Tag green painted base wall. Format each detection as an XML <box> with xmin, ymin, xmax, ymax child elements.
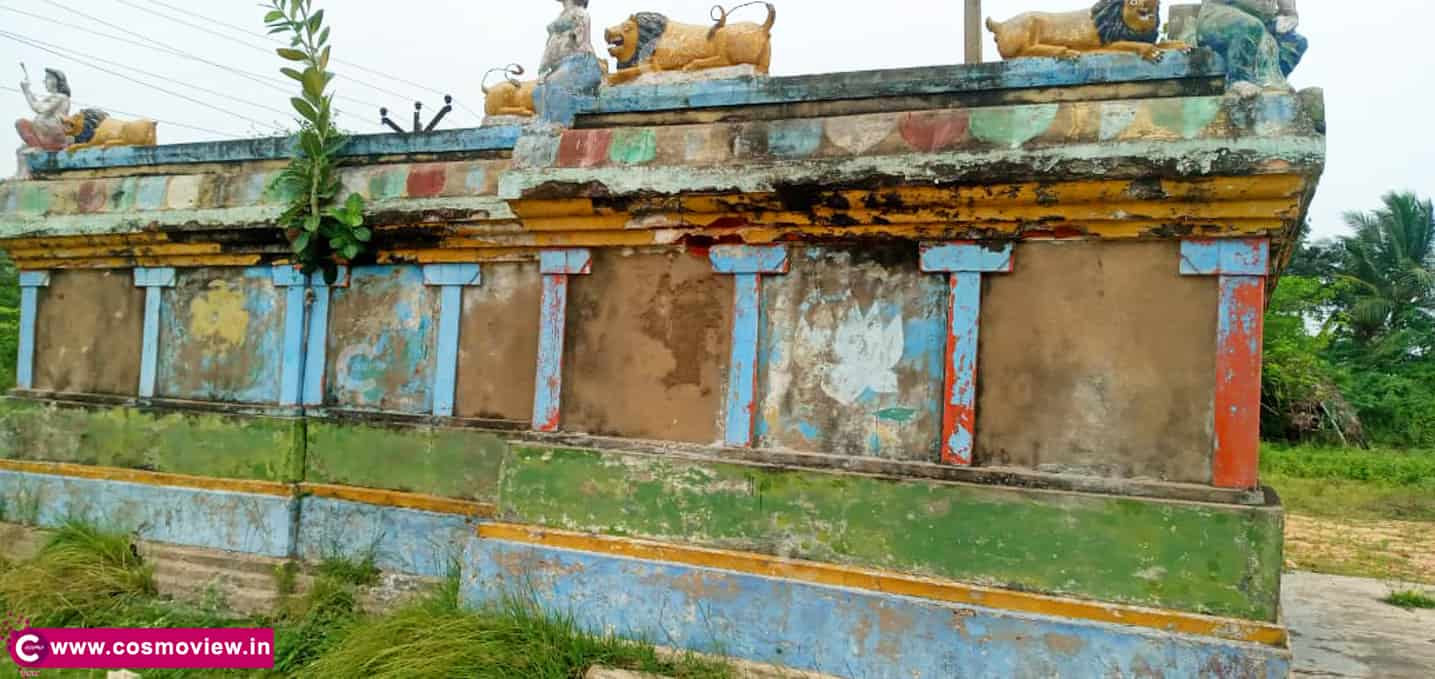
<box><xmin>0</xmin><ymin>400</ymin><xmax>1284</xmax><ymax>621</ymax></box>
<box><xmin>305</xmin><ymin>421</ymin><xmax>506</xmax><ymax>503</ymax></box>
<box><xmin>0</xmin><ymin>400</ymin><xmax>301</xmax><ymax>482</ymax></box>
<box><xmin>498</xmin><ymin>445</ymin><xmax>1285</xmax><ymax>621</ymax></box>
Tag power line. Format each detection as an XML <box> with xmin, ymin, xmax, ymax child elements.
<box><xmin>134</xmin><ymin>0</ymin><xmax>486</xmax><ymax>123</ymax></box>
<box><xmin>144</xmin><ymin>0</ymin><xmax>448</xmax><ymax>97</ymax></box>
<box><xmin>13</xmin><ymin>0</ymin><xmax>388</xmax><ymax>116</ymax></box>
<box><xmin>1</xmin><ymin>84</ymin><xmax>241</xmax><ymax>137</ymax></box>
<box><xmin>1</xmin><ymin>29</ymin><xmax>292</xmax><ymax>127</ymax></box>
<box><xmin>0</xmin><ymin>29</ymin><xmax>286</xmax><ymax>133</ymax></box>
<box><xmin>109</xmin><ymin>0</ymin><xmax>423</xmax><ymax>105</ymax></box>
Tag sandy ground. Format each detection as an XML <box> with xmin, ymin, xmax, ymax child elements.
<box><xmin>1285</xmin><ymin>514</ymin><xmax>1435</xmax><ymax>584</ymax></box>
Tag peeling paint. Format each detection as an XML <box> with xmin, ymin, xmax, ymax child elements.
<box><xmin>465</xmin><ymin>538</ymin><xmax>1290</xmax><ymax>678</ymax></box>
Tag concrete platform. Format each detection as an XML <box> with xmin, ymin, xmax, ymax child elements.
<box><xmin>1282</xmin><ymin>571</ymin><xmax>1435</xmax><ymax>678</ymax></box>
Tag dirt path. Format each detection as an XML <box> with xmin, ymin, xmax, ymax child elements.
<box><xmin>1285</xmin><ymin>514</ymin><xmax>1435</xmax><ymax>584</ymax></box>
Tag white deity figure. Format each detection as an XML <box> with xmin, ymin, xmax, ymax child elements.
<box><xmin>15</xmin><ymin>66</ymin><xmax>72</xmax><ymax>152</ymax></box>
<box><xmin>539</xmin><ymin>0</ymin><xmax>597</xmax><ymax>77</ymax></box>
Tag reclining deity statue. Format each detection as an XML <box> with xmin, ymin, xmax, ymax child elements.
<box><xmin>15</xmin><ymin>66</ymin><xmax>72</xmax><ymax>152</ymax></box>
<box><xmin>1196</xmin><ymin>0</ymin><xmax>1306</xmax><ymax>94</ymax></box>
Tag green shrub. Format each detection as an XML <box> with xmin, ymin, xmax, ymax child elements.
<box><xmin>1382</xmin><ymin>590</ymin><xmax>1435</xmax><ymax>610</ymax></box>
<box><xmin>1261</xmin><ymin>444</ymin><xmax>1435</xmax><ymax>486</ymax></box>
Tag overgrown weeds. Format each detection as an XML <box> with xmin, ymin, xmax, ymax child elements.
<box><xmin>0</xmin><ymin>520</ymin><xmax>155</xmax><ymax>628</ymax></box>
<box><xmin>1382</xmin><ymin>589</ymin><xmax>1435</xmax><ymax>609</ymax></box>
<box><xmin>0</xmin><ymin>523</ymin><xmax>734</xmax><ymax>678</ymax></box>
<box><xmin>315</xmin><ymin>551</ymin><xmax>381</xmax><ymax>587</ymax></box>
<box><xmin>301</xmin><ymin>572</ymin><xmax>731</xmax><ymax>679</ymax></box>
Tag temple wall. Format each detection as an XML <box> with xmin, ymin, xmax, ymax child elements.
<box><xmin>0</xmin><ymin>52</ymin><xmax>1326</xmax><ymax>674</ymax></box>
<box><xmin>454</xmin><ymin>261</ymin><xmax>542</xmax><ymax>422</ymax></box>
<box><xmin>756</xmin><ymin>245</ymin><xmax>947</xmax><ymax>460</ymax></box>
<box><xmin>977</xmin><ymin>240</ymin><xmax>1220</xmax><ymax>482</ymax></box>
<box><xmin>157</xmin><ymin>267</ymin><xmax>286</xmax><ymax>404</ymax></box>
<box><xmin>561</xmin><ymin>249</ymin><xmax>732</xmax><ymax>444</ymax></box>
<box><xmin>324</xmin><ymin>265</ymin><xmax>440</xmax><ymax>415</ymax></box>
<box><xmin>32</xmin><ymin>269</ymin><xmax>144</xmax><ymax>395</ymax></box>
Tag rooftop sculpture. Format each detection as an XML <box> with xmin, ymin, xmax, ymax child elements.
<box><xmin>481</xmin><ymin>0</ymin><xmax>605</xmax><ymax>122</ymax></box>
<box><xmin>61</xmin><ymin>111</ymin><xmax>158</xmax><ymax>153</ymax></box>
<box><xmin>987</xmin><ymin>0</ymin><xmax>1189</xmax><ymax>61</ymax></box>
<box><xmin>14</xmin><ymin>66</ymin><xmax>72</xmax><ymax>152</ymax></box>
<box><xmin>1195</xmin><ymin>0</ymin><xmax>1305</xmax><ymax>94</ymax></box>
<box><xmin>14</xmin><ymin>65</ymin><xmax>158</xmax><ymax>159</ymax></box>
<box><xmin>604</xmin><ymin>3</ymin><xmax>776</xmax><ymax>85</ymax></box>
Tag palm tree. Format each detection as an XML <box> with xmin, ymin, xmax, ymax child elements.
<box><xmin>1339</xmin><ymin>191</ymin><xmax>1435</xmax><ymax>342</ymax></box>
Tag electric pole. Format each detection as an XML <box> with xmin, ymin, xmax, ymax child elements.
<box><xmin>965</xmin><ymin>0</ymin><xmax>982</xmax><ymax>64</ymax></box>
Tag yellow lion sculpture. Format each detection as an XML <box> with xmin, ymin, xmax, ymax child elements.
<box><xmin>986</xmin><ymin>0</ymin><xmax>1189</xmax><ymax>62</ymax></box>
<box><xmin>481</xmin><ymin>66</ymin><xmax>539</xmax><ymax>118</ymax></box>
<box><xmin>604</xmin><ymin>3</ymin><xmax>775</xmax><ymax>86</ymax></box>
<box><xmin>61</xmin><ymin>110</ymin><xmax>157</xmax><ymax>153</ymax></box>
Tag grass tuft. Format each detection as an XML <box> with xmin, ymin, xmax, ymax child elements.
<box><xmin>1382</xmin><ymin>589</ymin><xmax>1435</xmax><ymax>610</ymax></box>
<box><xmin>0</xmin><ymin>520</ymin><xmax>155</xmax><ymax>628</ymax></box>
<box><xmin>316</xmin><ymin>552</ymin><xmax>381</xmax><ymax>588</ymax></box>
<box><xmin>0</xmin><ymin>523</ymin><xmax>735</xmax><ymax>678</ymax></box>
<box><xmin>299</xmin><ymin>573</ymin><xmax>732</xmax><ymax>679</ymax></box>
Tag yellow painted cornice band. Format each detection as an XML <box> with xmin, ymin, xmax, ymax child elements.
<box><xmin>0</xmin><ymin>461</ymin><xmax>496</xmax><ymax>519</ymax></box>
<box><xmin>478</xmin><ymin>522</ymin><xmax>1289</xmax><ymax>649</ymax></box>
<box><xmin>0</xmin><ymin>459</ymin><xmax>292</xmax><ymax>497</ymax></box>
<box><xmin>300</xmin><ymin>482</ymin><xmax>496</xmax><ymax>518</ymax></box>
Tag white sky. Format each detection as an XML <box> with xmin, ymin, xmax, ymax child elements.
<box><xmin>1</xmin><ymin>0</ymin><xmax>1429</xmax><ymax>240</ymax></box>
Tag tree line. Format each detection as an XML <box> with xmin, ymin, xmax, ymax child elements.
<box><xmin>1264</xmin><ymin>191</ymin><xmax>1435</xmax><ymax>448</ymax></box>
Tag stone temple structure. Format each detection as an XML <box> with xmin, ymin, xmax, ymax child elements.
<box><xmin>0</xmin><ymin>3</ymin><xmax>1321</xmax><ymax>675</ymax></box>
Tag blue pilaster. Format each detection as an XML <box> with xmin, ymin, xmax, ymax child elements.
<box><xmin>920</xmin><ymin>242</ymin><xmax>1014</xmax><ymax>465</ymax></box>
<box><xmin>532</xmin><ymin>249</ymin><xmax>592</xmax><ymax>432</ymax></box>
<box><xmin>272</xmin><ymin>266</ymin><xmax>309</xmax><ymax>407</ymax></box>
<box><xmin>16</xmin><ymin>271</ymin><xmax>50</xmax><ymax>390</ymax></box>
<box><xmin>423</xmin><ymin>264</ymin><xmax>483</xmax><ymax>418</ymax></box>
<box><xmin>709</xmin><ymin>245</ymin><xmax>790</xmax><ymax>448</ymax></box>
<box><xmin>302</xmin><ymin>268</ymin><xmax>347</xmax><ymax>407</ymax></box>
<box><xmin>133</xmin><ymin>267</ymin><xmax>177</xmax><ymax>399</ymax></box>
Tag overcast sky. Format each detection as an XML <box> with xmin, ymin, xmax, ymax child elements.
<box><xmin>2</xmin><ymin>0</ymin><xmax>1429</xmax><ymax>240</ymax></box>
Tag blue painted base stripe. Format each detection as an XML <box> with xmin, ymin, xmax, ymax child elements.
<box><xmin>0</xmin><ymin>470</ymin><xmax>295</xmax><ymax>558</ymax></box>
<box><xmin>298</xmin><ymin>496</ymin><xmax>473</xmax><ymax>578</ymax></box>
<box><xmin>462</xmin><ymin>539</ymin><xmax>1291</xmax><ymax>679</ymax></box>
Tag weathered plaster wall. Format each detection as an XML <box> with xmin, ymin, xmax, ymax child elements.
<box><xmin>305</xmin><ymin>422</ymin><xmax>506</xmax><ymax>503</ymax></box>
<box><xmin>157</xmin><ymin>267</ymin><xmax>283</xmax><ymax>404</ymax></box>
<box><xmin>0</xmin><ymin>470</ymin><xmax>294</xmax><ymax>557</ymax></box>
<box><xmin>325</xmin><ymin>266</ymin><xmax>439</xmax><ymax>414</ymax></box>
<box><xmin>32</xmin><ymin>269</ymin><xmax>144</xmax><ymax>395</ymax></box>
<box><xmin>466</xmin><ymin>539</ymin><xmax>1290</xmax><ymax>679</ymax></box>
<box><xmin>977</xmin><ymin>241</ymin><xmax>1218</xmax><ymax>483</ymax></box>
<box><xmin>757</xmin><ymin>245</ymin><xmax>946</xmax><ymax>461</ymax></box>
<box><xmin>560</xmin><ymin>249</ymin><xmax>731</xmax><ymax>444</ymax></box>
<box><xmin>0</xmin><ymin>400</ymin><xmax>301</xmax><ymax>481</ymax></box>
<box><xmin>498</xmin><ymin>445</ymin><xmax>1283</xmax><ymax>620</ymax></box>
<box><xmin>297</xmin><ymin>496</ymin><xmax>475</xmax><ymax>577</ymax></box>
<box><xmin>454</xmin><ymin>262</ymin><xmax>541</xmax><ymax>422</ymax></box>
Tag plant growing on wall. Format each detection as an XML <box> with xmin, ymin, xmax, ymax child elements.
<box><xmin>264</xmin><ymin>0</ymin><xmax>371</xmax><ymax>284</ymax></box>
